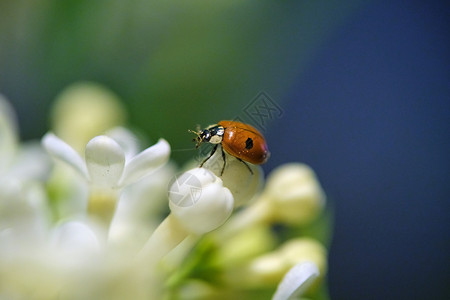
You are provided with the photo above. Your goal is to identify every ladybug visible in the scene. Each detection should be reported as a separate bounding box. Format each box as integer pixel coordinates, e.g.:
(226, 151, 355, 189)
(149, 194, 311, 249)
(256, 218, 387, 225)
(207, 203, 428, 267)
(190, 120, 270, 175)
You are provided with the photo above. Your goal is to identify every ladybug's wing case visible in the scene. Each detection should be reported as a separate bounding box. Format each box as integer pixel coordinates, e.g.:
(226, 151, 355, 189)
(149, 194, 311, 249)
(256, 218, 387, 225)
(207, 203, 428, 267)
(219, 121, 270, 165)
(218, 120, 259, 134)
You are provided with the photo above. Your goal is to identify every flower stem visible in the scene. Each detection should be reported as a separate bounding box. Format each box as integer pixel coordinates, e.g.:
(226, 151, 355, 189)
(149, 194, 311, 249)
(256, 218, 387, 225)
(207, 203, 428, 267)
(138, 213, 189, 265)
(87, 187, 118, 225)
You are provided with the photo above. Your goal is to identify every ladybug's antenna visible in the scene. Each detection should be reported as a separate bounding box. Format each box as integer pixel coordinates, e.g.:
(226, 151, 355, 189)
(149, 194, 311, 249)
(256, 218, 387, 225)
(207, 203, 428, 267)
(172, 147, 196, 152)
(188, 128, 203, 148)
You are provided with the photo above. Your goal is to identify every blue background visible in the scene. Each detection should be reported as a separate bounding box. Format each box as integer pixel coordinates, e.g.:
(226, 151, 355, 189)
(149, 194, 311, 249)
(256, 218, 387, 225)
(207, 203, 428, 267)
(265, 1, 449, 298)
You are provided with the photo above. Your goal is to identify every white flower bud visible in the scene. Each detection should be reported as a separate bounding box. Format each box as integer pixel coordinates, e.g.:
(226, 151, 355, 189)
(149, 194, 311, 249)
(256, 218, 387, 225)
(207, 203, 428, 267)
(247, 252, 290, 285)
(50, 221, 102, 255)
(226, 238, 325, 290)
(51, 82, 126, 153)
(169, 168, 234, 235)
(201, 149, 263, 207)
(279, 238, 327, 278)
(217, 224, 275, 267)
(264, 163, 325, 225)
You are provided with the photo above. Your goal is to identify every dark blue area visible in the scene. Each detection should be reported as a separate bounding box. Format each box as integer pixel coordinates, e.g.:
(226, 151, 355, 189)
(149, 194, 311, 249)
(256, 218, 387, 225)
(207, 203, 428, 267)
(265, 1, 450, 298)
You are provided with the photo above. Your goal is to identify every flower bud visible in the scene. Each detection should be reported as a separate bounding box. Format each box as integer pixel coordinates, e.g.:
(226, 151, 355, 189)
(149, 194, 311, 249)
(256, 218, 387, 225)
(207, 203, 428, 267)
(246, 252, 290, 286)
(50, 221, 102, 256)
(51, 82, 126, 153)
(168, 168, 234, 235)
(279, 238, 327, 278)
(201, 149, 263, 207)
(227, 238, 326, 290)
(264, 163, 325, 225)
(216, 224, 275, 266)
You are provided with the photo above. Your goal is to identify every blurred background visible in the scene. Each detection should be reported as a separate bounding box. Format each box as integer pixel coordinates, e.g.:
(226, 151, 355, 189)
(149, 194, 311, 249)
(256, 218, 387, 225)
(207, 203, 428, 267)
(1, 0, 448, 299)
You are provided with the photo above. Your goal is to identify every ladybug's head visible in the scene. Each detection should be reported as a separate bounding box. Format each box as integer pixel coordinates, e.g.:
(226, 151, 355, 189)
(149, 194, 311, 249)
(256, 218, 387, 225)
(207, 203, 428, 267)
(189, 124, 224, 148)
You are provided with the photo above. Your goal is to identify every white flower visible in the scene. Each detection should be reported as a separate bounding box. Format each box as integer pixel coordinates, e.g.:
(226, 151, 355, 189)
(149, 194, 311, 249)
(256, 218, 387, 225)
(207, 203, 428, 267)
(138, 168, 234, 266)
(42, 133, 170, 190)
(42, 131, 170, 224)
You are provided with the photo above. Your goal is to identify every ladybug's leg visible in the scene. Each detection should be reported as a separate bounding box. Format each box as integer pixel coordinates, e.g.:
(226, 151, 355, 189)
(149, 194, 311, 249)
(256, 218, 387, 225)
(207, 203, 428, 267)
(237, 158, 254, 175)
(199, 144, 218, 167)
(220, 146, 226, 176)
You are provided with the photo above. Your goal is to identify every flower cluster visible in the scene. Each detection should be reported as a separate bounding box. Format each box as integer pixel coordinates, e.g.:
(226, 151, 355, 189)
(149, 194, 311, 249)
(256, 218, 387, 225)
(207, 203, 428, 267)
(0, 83, 329, 299)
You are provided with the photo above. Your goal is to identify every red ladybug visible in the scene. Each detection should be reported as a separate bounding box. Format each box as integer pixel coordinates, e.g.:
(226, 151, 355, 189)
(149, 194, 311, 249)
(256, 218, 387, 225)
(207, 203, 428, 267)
(191, 120, 270, 175)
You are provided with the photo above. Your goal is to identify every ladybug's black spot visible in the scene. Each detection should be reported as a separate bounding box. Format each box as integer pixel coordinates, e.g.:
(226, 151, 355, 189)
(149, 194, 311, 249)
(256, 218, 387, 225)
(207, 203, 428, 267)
(245, 137, 253, 149)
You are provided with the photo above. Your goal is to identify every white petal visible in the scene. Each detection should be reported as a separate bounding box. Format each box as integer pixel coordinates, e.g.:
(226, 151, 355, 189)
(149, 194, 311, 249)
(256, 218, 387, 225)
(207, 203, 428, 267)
(42, 132, 88, 178)
(85, 135, 125, 188)
(272, 261, 319, 300)
(118, 138, 170, 187)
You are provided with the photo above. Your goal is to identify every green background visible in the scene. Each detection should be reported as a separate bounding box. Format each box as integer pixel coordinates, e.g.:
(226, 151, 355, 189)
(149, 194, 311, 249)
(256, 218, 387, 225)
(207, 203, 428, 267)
(0, 0, 363, 163)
